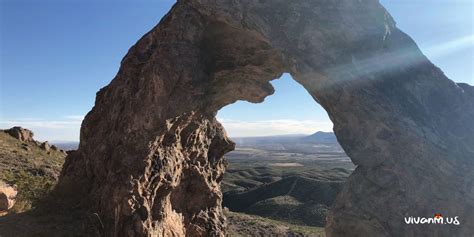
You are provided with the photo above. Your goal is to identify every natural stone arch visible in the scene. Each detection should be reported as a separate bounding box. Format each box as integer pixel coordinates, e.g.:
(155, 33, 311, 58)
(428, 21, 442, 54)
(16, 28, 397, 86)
(54, 0, 474, 236)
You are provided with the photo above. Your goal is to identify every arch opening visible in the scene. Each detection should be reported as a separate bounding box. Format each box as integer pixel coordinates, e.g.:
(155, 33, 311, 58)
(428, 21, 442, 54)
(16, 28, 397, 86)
(216, 73, 355, 232)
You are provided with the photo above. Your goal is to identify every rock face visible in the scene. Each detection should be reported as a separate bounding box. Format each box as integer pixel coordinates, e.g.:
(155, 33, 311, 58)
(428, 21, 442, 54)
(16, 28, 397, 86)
(5, 127, 34, 143)
(0, 181, 17, 213)
(4, 127, 53, 152)
(54, 0, 474, 236)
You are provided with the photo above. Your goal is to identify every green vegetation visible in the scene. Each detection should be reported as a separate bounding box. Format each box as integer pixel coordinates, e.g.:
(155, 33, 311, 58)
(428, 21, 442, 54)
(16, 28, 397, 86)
(1, 170, 56, 212)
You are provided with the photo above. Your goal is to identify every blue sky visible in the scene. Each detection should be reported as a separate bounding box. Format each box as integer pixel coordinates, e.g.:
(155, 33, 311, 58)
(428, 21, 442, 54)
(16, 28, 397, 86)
(0, 0, 472, 141)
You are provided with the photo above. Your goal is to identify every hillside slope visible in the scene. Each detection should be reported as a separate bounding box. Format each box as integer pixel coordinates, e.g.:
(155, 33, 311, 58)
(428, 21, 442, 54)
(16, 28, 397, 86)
(0, 128, 66, 213)
(223, 166, 350, 227)
(226, 210, 325, 237)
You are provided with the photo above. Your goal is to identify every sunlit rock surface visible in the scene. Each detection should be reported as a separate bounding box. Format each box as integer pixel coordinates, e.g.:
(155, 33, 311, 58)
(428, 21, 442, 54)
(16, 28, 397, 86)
(0, 181, 17, 214)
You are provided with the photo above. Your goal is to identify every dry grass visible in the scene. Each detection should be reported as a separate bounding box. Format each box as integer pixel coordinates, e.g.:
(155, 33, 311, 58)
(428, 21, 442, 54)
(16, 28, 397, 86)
(225, 209, 326, 237)
(0, 131, 66, 213)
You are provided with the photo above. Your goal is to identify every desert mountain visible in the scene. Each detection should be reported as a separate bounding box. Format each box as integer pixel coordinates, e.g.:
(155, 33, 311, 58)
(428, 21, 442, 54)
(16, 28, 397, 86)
(232, 132, 337, 146)
(302, 132, 338, 144)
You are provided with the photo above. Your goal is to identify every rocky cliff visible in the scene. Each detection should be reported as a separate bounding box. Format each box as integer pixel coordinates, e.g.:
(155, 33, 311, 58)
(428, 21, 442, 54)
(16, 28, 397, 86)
(52, 0, 474, 236)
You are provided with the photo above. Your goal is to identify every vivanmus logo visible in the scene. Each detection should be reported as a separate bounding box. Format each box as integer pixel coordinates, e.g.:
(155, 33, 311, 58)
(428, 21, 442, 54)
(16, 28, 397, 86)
(404, 213, 460, 225)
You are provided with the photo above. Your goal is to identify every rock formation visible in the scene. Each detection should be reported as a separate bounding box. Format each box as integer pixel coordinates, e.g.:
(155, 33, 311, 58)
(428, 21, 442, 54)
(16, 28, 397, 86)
(0, 181, 17, 214)
(40, 141, 51, 152)
(54, 0, 474, 236)
(4, 127, 55, 153)
(5, 127, 34, 143)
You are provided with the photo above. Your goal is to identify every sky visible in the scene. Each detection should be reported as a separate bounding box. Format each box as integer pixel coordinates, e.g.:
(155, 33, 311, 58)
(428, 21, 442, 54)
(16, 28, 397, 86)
(0, 0, 473, 141)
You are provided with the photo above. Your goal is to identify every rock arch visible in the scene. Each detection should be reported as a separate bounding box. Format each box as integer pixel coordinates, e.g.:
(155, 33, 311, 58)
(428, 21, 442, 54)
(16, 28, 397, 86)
(55, 0, 474, 236)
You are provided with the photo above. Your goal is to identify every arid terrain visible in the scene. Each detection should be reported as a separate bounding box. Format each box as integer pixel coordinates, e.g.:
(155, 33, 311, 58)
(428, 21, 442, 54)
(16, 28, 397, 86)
(222, 132, 353, 235)
(0, 128, 351, 236)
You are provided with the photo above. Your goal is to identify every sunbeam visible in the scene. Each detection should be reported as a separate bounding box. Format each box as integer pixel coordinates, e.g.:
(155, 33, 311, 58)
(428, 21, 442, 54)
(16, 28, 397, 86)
(323, 34, 474, 84)
(425, 34, 474, 59)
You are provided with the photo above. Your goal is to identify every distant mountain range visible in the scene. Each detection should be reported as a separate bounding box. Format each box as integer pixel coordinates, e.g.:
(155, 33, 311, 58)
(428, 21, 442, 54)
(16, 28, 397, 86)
(301, 131, 337, 144)
(52, 131, 338, 151)
(232, 132, 338, 146)
(51, 141, 79, 151)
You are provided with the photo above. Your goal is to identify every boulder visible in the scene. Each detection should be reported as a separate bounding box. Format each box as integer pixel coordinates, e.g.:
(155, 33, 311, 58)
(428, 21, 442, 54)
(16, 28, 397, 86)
(0, 181, 17, 212)
(4, 127, 34, 143)
(40, 141, 51, 152)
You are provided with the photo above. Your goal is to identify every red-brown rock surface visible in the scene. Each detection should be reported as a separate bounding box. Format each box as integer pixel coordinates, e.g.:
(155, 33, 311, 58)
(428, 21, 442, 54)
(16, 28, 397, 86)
(50, 0, 474, 236)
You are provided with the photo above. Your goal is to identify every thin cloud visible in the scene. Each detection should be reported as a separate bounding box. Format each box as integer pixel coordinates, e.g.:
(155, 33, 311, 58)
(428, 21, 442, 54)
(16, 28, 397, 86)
(0, 116, 84, 141)
(217, 118, 333, 137)
(64, 115, 85, 121)
(0, 119, 82, 129)
(0, 115, 84, 129)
